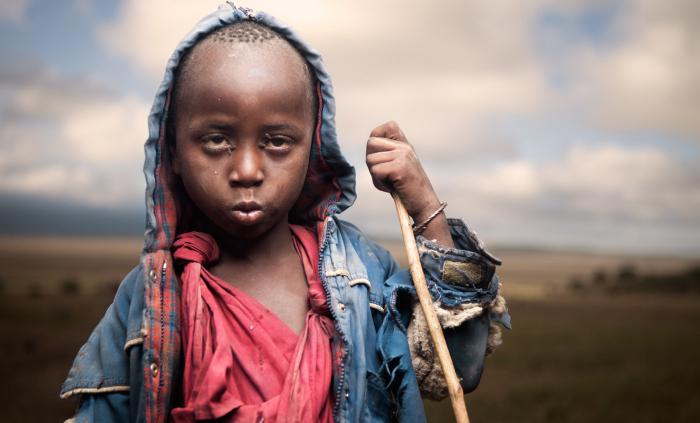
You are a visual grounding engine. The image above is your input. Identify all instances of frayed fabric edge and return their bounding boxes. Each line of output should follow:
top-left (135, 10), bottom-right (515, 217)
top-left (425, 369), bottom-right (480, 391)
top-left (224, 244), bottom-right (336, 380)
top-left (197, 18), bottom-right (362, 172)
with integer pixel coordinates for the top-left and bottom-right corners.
top-left (407, 289), bottom-right (508, 399)
top-left (486, 289), bottom-right (508, 355)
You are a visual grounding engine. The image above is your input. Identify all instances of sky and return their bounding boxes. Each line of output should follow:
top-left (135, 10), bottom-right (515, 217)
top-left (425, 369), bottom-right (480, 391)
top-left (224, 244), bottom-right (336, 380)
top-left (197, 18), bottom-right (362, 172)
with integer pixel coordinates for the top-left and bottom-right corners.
top-left (1, 0), bottom-right (698, 255)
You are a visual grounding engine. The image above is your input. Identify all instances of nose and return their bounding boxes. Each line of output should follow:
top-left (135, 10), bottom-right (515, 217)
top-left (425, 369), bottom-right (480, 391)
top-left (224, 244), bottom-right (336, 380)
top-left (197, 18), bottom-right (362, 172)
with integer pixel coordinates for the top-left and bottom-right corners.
top-left (228, 144), bottom-right (264, 187)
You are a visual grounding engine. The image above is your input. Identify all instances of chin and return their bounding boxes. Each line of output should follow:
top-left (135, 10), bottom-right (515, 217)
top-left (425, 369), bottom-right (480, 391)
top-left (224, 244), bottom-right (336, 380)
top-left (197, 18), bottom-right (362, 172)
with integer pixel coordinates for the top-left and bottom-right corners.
top-left (221, 218), bottom-right (279, 240)
top-left (206, 206), bottom-right (290, 241)
top-left (228, 226), bottom-right (268, 240)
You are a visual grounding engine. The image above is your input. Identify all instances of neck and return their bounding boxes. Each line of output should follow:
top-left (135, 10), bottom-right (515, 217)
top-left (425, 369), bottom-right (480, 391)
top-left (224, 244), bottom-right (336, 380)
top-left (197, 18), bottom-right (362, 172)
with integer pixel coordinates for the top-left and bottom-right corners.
top-left (213, 219), bottom-right (294, 264)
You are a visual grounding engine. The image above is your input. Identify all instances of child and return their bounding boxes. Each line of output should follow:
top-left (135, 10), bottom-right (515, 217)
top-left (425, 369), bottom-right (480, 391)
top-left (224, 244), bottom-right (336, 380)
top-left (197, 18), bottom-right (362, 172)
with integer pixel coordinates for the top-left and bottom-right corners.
top-left (61, 3), bottom-right (509, 422)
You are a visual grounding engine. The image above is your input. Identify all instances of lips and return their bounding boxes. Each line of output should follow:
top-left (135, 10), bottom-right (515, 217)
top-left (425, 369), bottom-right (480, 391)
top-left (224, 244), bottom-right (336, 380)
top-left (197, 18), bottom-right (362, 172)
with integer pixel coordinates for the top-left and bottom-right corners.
top-left (230, 201), bottom-right (264, 226)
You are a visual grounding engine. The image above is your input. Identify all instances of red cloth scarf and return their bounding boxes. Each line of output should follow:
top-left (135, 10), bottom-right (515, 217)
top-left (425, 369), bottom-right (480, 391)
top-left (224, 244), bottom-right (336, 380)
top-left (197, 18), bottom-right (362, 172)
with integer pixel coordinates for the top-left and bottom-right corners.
top-left (170, 225), bottom-right (335, 422)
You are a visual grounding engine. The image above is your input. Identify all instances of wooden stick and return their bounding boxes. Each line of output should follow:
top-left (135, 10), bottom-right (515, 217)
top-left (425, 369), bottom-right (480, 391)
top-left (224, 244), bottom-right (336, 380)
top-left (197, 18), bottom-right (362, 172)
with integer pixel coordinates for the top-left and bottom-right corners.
top-left (391, 193), bottom-right (470, 423)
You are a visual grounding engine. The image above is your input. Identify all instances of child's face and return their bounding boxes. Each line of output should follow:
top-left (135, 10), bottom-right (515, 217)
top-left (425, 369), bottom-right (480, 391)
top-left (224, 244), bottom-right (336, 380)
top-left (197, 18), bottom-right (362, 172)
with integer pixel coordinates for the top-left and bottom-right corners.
top-left (171, 40), bottom-right (315, 239)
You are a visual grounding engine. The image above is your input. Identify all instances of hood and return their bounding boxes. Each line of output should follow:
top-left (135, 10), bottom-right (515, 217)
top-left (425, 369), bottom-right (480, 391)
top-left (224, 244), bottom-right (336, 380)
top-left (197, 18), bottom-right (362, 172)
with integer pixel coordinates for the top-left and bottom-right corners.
top-left (142, 3), bottom-right (356, 253)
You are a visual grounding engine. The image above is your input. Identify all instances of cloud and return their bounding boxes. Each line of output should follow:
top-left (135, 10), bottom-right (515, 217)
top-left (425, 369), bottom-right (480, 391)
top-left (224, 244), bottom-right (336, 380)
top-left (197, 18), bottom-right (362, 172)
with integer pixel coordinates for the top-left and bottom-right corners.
top-left (0, 63), bottom-right (149, 207)
top-left (60, 94), bottom-right (148, 163)
top-left (2, 0), bottom-right (697, 253)
top-left (541, 146), bottom-right (698, 220)
top-left (0, 164), bottom-right (92, 197)
top-left (0, 0), bottom-right (28, 23)
top-left (98, 0), bottom-right (700, 142)
top-left (554, 0), bottom-right (700, 139)
top-left (97, 1), bottom-right (221, 81)
top-left (346, 143), bottom-right (700, 253)
top-left (97, 0), bottom-right (550, 158)
top-left (94, 0), bottom-right (700, 254)
top-left (449, 144), bottom-right (700, 224)
top-left (542, 146), bottom-right (700, 223)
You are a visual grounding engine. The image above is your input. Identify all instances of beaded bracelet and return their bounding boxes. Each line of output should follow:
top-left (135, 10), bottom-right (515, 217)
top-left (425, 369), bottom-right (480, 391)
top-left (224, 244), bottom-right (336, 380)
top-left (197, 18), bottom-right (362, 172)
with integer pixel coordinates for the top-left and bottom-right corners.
top-left (412, 201), bottom-right (447, 235)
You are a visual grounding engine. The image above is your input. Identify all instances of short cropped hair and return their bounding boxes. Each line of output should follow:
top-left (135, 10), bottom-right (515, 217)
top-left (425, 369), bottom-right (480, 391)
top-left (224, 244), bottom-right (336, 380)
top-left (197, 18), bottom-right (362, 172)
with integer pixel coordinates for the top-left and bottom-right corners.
top-left (167, 21), bottom-right (318, 146)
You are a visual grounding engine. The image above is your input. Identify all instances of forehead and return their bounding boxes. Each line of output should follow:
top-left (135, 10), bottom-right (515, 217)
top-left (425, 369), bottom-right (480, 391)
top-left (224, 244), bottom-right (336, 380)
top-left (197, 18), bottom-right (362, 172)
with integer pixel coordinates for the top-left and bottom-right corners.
top-left (177, 38), bottom-right (312, 108)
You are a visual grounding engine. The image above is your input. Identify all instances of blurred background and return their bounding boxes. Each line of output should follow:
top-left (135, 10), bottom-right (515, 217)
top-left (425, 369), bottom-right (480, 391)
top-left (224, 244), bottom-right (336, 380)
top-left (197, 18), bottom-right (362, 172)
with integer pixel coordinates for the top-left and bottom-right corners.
top-left (1, 0), bottom-right (698, 421)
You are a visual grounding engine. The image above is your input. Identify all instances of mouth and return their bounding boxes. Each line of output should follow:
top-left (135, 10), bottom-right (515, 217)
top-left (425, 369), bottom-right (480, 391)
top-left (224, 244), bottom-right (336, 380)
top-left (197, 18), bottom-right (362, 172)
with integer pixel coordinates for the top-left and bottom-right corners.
top-left (230, 201), bottom-right (264, 226)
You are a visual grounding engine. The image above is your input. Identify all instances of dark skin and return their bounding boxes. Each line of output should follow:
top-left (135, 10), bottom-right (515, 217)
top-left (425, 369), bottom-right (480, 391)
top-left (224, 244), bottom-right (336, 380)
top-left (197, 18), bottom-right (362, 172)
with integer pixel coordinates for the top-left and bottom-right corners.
top-left (366, 121), bottom-right (454, 249)
top-left (172, 40), bottom-right (452, 335)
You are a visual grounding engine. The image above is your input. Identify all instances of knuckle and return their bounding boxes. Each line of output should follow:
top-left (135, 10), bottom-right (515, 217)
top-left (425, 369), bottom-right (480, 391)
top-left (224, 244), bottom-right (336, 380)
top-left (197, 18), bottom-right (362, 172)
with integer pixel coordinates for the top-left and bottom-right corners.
top-left (365, 140), bottom-right (375, 154)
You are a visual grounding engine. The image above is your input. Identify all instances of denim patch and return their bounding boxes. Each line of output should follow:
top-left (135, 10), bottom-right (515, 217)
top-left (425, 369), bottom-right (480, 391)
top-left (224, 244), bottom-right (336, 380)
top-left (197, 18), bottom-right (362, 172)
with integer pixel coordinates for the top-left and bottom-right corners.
top-left (441, 259), bottom-right (483, 287)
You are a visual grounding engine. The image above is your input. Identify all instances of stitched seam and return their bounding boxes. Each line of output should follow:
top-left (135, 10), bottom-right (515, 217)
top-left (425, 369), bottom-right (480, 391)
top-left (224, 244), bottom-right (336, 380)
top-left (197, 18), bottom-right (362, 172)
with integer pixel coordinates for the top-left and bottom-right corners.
top-left (59, 385), bottom-right (130, 399)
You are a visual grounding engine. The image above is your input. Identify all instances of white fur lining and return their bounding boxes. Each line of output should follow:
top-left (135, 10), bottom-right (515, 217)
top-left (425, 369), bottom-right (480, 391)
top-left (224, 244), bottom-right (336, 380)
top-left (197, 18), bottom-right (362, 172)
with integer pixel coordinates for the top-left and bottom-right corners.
top-left (407, 292), bottom-right (508, 400)
top-left (486, 291), bottom-right (507, 355)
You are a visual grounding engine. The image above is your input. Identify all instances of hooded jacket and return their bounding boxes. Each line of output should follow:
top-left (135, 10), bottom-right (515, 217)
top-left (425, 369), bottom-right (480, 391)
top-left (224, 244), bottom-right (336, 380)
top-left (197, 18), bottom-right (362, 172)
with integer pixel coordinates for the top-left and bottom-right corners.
top-left (60, 3), bottom-right (509, 422)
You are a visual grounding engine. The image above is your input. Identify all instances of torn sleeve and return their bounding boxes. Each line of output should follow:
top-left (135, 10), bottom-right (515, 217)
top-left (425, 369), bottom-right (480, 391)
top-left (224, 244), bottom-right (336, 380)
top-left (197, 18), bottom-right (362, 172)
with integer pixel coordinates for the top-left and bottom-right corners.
top-left (406, 218), bottom-right (511, 399)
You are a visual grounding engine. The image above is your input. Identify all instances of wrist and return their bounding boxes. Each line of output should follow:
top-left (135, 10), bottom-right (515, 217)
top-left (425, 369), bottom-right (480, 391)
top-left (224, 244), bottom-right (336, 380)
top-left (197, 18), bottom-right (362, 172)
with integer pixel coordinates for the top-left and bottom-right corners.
top-left (409, 194), bottom-right (442, 224)
top-left (412, 200), bottom-right (447, 236)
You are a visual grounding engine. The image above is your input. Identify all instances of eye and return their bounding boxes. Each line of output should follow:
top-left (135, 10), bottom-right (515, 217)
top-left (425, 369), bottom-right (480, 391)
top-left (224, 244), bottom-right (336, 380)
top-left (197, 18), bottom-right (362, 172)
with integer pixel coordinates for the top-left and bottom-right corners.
top-left (201, 134), bottom-right (232, 153)
top-left (262, 133), bottom-right (294, 151)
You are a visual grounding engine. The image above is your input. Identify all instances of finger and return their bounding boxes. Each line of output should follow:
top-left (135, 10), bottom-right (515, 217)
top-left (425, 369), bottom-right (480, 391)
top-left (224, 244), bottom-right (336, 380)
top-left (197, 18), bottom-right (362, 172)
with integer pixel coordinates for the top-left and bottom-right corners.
top-left (366, 150), bottom-right (399, 167)
top-left (369, 120), bottom-right (407, 141)
top-left (365, 138), bottom-right (418, 168)
top-left (368, 161), bottom-right (399, 193)
top-left (366, 136), bottom-right (413, 155)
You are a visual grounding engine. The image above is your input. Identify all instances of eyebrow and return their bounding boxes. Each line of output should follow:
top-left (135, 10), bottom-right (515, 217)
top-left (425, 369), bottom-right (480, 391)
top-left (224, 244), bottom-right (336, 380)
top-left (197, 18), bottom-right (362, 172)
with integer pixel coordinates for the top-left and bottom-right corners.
top-left (202, 122), bottom-right (234, 131)
top-left (262, 123), bottom-right (300, 132)
top-left (188, 119), bottom-right (303, 134)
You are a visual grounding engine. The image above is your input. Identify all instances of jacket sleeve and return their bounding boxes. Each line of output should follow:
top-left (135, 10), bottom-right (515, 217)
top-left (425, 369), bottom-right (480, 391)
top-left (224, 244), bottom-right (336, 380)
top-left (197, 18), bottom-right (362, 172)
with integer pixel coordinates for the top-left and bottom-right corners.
top-left (381, 218), bottom-right (510, 400)
top-left (60, 264), bottom-right (145, 422)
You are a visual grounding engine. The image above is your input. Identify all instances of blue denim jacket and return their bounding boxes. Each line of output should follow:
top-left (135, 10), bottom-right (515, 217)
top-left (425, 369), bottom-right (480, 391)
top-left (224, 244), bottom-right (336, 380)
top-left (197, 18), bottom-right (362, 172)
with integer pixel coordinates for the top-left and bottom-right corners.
top-left (60, 4), bottom-right (509, 422)
top-left (61, 216), bottom-right (507, 422)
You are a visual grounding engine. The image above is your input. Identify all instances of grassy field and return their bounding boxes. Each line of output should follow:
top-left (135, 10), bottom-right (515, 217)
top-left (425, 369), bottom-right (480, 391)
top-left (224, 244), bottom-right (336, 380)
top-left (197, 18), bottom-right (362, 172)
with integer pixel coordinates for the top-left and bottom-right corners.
top-left (427, 295), bottom-right (700, 422)
top-left (0, 236), bottom-right (698, 422)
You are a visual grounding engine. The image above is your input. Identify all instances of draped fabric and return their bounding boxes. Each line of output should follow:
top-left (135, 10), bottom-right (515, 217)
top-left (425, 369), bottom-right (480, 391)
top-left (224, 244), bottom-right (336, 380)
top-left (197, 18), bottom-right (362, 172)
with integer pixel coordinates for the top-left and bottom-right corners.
top-left (170, 225), bottom-right (335, 422)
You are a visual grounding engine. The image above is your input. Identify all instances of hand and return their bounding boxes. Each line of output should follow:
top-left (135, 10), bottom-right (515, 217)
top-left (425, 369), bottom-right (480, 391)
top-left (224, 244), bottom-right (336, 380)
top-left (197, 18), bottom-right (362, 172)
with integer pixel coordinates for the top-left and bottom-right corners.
top-left (365, 121), bottom-right (442, 222)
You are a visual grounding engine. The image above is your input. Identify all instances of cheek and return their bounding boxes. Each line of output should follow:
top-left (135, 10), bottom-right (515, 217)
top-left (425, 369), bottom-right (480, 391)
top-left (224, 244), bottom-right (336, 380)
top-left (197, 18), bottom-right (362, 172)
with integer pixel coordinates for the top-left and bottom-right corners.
top-left (178, 156), bottom-right (223, 202)
top-left (268, 151), bottom-right (309, 205)
top-left (287, 148), bottom-right (312, 196)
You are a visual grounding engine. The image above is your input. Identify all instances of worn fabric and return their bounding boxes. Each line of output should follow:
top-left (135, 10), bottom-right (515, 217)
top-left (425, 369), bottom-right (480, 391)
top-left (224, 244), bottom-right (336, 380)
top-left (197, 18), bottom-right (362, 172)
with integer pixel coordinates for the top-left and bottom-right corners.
top-left (61, 218), bottom-right (507, 422)
top-left (60, 3), bottom-right (510, 423)
top-left (139, 6), bottom-right (354, 421)
top-left (170, 226), bottom-right (333, 422)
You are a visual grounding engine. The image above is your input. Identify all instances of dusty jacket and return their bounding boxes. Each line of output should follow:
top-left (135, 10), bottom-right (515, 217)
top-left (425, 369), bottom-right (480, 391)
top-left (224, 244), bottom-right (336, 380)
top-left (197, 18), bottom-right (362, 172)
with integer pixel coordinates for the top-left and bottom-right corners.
top-left (60, 3), bottom-right (510, 422)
